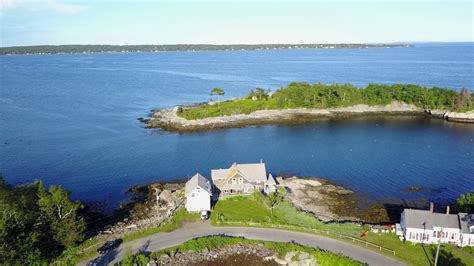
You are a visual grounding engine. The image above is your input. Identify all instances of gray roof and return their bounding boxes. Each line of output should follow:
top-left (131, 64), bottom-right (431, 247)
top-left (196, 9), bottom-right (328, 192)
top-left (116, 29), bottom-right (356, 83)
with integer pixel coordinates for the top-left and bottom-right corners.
top-left (211, 162), bottom-right (267, 183)
top-left (267, 173), bottom-right (277, 185)
top-left (185, 173), bottom-right (212, 196)
top-left (459, 213), bottom-right (474, 234)
top-left (403, 209), bottom-right (460, 230)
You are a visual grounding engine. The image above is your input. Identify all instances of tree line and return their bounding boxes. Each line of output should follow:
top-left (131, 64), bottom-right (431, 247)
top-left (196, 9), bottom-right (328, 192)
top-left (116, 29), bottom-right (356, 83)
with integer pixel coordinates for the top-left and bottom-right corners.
top-left (0, 177), bottom-right (85, 264)
top-left (180, 83), bottom-right (473, 120)
top-left (271, 82), bottom-right (473, 111)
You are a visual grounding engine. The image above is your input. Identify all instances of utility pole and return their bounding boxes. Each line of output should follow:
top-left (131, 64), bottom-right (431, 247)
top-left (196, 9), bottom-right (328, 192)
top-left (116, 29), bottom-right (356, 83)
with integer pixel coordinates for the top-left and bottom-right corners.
top-left (434, 228), bottom-right (443, 266)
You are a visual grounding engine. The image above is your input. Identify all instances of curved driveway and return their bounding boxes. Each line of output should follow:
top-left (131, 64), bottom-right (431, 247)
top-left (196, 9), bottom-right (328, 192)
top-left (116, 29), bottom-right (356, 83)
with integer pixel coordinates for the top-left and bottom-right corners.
top-left (84, 221), bottom-right (405, 266)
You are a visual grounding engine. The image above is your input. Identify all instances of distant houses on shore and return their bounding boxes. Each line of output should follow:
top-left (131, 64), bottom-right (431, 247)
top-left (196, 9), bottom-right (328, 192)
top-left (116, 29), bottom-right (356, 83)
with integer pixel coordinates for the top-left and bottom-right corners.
top-left (397, 203), bottom-right (474, 247)
top-left (184, 161), bottom-right (277, 214)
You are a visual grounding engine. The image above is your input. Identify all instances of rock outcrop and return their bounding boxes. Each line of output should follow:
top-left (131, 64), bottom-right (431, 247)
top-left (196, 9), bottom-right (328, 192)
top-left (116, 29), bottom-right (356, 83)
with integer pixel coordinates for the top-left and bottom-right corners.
top-left (443, 110), bottom-right (474, 123)
top-left (147, 243), bottom-right (318, 266)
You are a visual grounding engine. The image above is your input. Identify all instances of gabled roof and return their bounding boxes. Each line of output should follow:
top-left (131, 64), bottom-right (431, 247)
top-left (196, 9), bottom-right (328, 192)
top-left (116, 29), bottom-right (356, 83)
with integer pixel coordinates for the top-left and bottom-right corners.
top-left (459, 213), bottom-right (474, 234)
top-left (211, 162), bottom-right (267, 183)
top-left (267, 173), bottom-right (277, 185)
top-left (403, 209), bottom-right (459, 230)
top-left (185, 173), bottom-right (212, 196)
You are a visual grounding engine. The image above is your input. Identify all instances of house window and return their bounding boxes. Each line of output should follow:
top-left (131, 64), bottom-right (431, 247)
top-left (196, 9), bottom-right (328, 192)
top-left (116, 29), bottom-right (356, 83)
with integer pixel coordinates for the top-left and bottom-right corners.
top-left (232, 178), bottom-right (237, 184)
top-left (433, 231), bottom-right (436, 237)
top-left (191, 193), bottom-right (195, 197)
top-left (238, 178), bottom-right (243, 184)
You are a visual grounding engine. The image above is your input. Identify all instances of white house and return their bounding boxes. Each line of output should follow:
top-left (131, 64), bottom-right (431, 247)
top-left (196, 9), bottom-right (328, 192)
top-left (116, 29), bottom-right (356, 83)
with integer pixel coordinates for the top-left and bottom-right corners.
top-left (397, 203), bottom-right (474, 247)
top-left (211, 161), bottom-right (278, 196)
top-left (459, 213), bottom-right (474, 247)
top-left (184, 173), bottom-right (212, 213)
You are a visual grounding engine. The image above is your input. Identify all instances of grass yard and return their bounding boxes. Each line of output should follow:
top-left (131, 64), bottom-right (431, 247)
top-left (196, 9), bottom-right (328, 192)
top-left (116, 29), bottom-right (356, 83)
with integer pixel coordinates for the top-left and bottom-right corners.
top-left (212, 195), bottom-right (274, 223)
top-left (363, 233), bottom-right (474, 266)
top-left (210, 194), bottom-right (474, 266)
top-left (122, 208), bottom-right (200, 242)
top-left (211, 194), bottom-right (365, 237)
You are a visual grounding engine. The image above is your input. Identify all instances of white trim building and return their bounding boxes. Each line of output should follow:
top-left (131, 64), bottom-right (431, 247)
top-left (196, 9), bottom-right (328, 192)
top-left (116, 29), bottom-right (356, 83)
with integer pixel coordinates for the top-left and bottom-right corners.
top-left (459, 213), bottom-right (474, 247)
top-left (398, 205), bottom-right (474, 247)
top-left (184, 173), bottom-right (212, 213)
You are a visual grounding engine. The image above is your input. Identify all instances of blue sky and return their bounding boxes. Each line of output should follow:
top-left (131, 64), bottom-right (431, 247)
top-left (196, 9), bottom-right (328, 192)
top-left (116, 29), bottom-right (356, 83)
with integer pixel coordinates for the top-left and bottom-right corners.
top-left (0, 0), bottom-right (472, 47)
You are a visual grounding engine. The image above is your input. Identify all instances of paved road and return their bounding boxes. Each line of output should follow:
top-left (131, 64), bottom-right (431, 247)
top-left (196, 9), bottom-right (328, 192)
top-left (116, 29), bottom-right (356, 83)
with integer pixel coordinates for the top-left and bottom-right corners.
top-left (83, 221), bottom-right (406, 266)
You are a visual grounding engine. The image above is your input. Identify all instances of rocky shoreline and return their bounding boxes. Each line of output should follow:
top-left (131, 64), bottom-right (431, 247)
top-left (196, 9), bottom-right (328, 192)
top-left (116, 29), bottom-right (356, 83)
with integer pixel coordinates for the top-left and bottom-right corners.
top-left (145, 101), bottom-right (474, 132)
top-left (279, 176), bottom-right (390, 223)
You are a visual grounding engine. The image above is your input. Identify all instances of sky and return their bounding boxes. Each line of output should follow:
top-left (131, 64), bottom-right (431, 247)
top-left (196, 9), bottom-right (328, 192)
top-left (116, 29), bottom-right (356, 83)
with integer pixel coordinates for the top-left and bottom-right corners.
top-left (0, 0), bottom-right (473, 47)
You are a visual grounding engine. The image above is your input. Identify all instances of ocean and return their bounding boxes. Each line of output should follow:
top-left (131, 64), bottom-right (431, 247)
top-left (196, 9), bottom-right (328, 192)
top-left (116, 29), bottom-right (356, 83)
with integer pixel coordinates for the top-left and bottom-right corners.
top-left (1, 43), bottom-right (473, 209)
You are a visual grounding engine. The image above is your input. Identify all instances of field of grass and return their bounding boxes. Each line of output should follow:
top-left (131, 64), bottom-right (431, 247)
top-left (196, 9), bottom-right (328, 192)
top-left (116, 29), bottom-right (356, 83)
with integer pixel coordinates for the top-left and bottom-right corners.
top-left (362, 233), bottom-right (473, 266)
top-left (120, 235), bottom-right (363, 266)
top-left (122, 208), bottom-right (200, 242)
top-left (211, 194), bottom-right (364, 237)
top-left (211, 194), bottom-right (474, 266)
top-left (179, 98), bottom-right (275, 120)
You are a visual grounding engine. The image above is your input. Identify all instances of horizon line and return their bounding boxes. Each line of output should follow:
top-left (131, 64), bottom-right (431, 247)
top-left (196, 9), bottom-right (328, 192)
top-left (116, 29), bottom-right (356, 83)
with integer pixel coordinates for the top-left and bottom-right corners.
top-left (2, 41), bottom-right (474, 49)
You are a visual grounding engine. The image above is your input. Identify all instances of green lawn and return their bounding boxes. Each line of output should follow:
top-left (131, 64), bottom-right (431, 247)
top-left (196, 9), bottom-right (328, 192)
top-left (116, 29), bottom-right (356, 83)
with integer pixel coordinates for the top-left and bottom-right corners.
top-left (363, 233), bottom-right (473, 266)
top-left (211, 194), bottom-right (474, 266)
top-left (211, 195), bottom-right (365, 237)
top-left (122, 208), bottom-right (200, 242)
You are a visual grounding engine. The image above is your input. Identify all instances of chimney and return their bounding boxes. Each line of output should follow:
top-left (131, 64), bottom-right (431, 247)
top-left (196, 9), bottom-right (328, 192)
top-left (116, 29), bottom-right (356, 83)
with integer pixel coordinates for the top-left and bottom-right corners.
top-left (446, 205), bottom-right (450, 215)
top-left (429, 202), bottom-right (434, 213)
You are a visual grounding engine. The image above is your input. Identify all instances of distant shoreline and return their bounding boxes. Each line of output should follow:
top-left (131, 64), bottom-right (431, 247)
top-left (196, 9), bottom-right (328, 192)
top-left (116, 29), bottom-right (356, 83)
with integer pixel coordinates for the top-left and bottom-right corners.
top-left (0, 43), bottom-right (412, 56)
top-left (145, 102), bottom-right (474, 132)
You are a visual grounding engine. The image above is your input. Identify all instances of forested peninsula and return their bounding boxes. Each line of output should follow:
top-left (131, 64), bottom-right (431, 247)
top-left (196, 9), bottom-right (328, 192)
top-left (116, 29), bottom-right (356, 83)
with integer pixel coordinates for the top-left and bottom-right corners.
top-left (0, 43), bottom-right (410, 55)
top-left (146, 83), bottom-right (474, 131)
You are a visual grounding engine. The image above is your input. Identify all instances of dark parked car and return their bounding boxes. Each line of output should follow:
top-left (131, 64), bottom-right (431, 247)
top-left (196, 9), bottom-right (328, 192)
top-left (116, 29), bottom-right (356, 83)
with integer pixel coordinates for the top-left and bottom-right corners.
top-left (97, 239), bottom-right (122, 254)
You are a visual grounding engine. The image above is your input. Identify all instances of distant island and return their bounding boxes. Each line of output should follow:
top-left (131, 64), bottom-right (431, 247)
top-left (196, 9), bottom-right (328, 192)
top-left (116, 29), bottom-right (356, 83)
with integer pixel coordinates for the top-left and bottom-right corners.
top-left (0, 43), bottom-right (411, 55)
top-left (146, 83), bottom-right (474, 131)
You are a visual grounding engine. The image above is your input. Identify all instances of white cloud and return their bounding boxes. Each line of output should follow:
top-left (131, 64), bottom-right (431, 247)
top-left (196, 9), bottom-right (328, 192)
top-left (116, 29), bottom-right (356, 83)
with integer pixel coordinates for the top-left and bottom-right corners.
top-left (0, 0), bottom-right (88, 14)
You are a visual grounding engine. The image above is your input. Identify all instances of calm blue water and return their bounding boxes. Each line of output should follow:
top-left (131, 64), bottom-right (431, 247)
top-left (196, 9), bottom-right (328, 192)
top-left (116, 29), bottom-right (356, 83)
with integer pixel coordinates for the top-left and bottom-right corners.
top-left (1, 43), bottom-right (473, 209)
